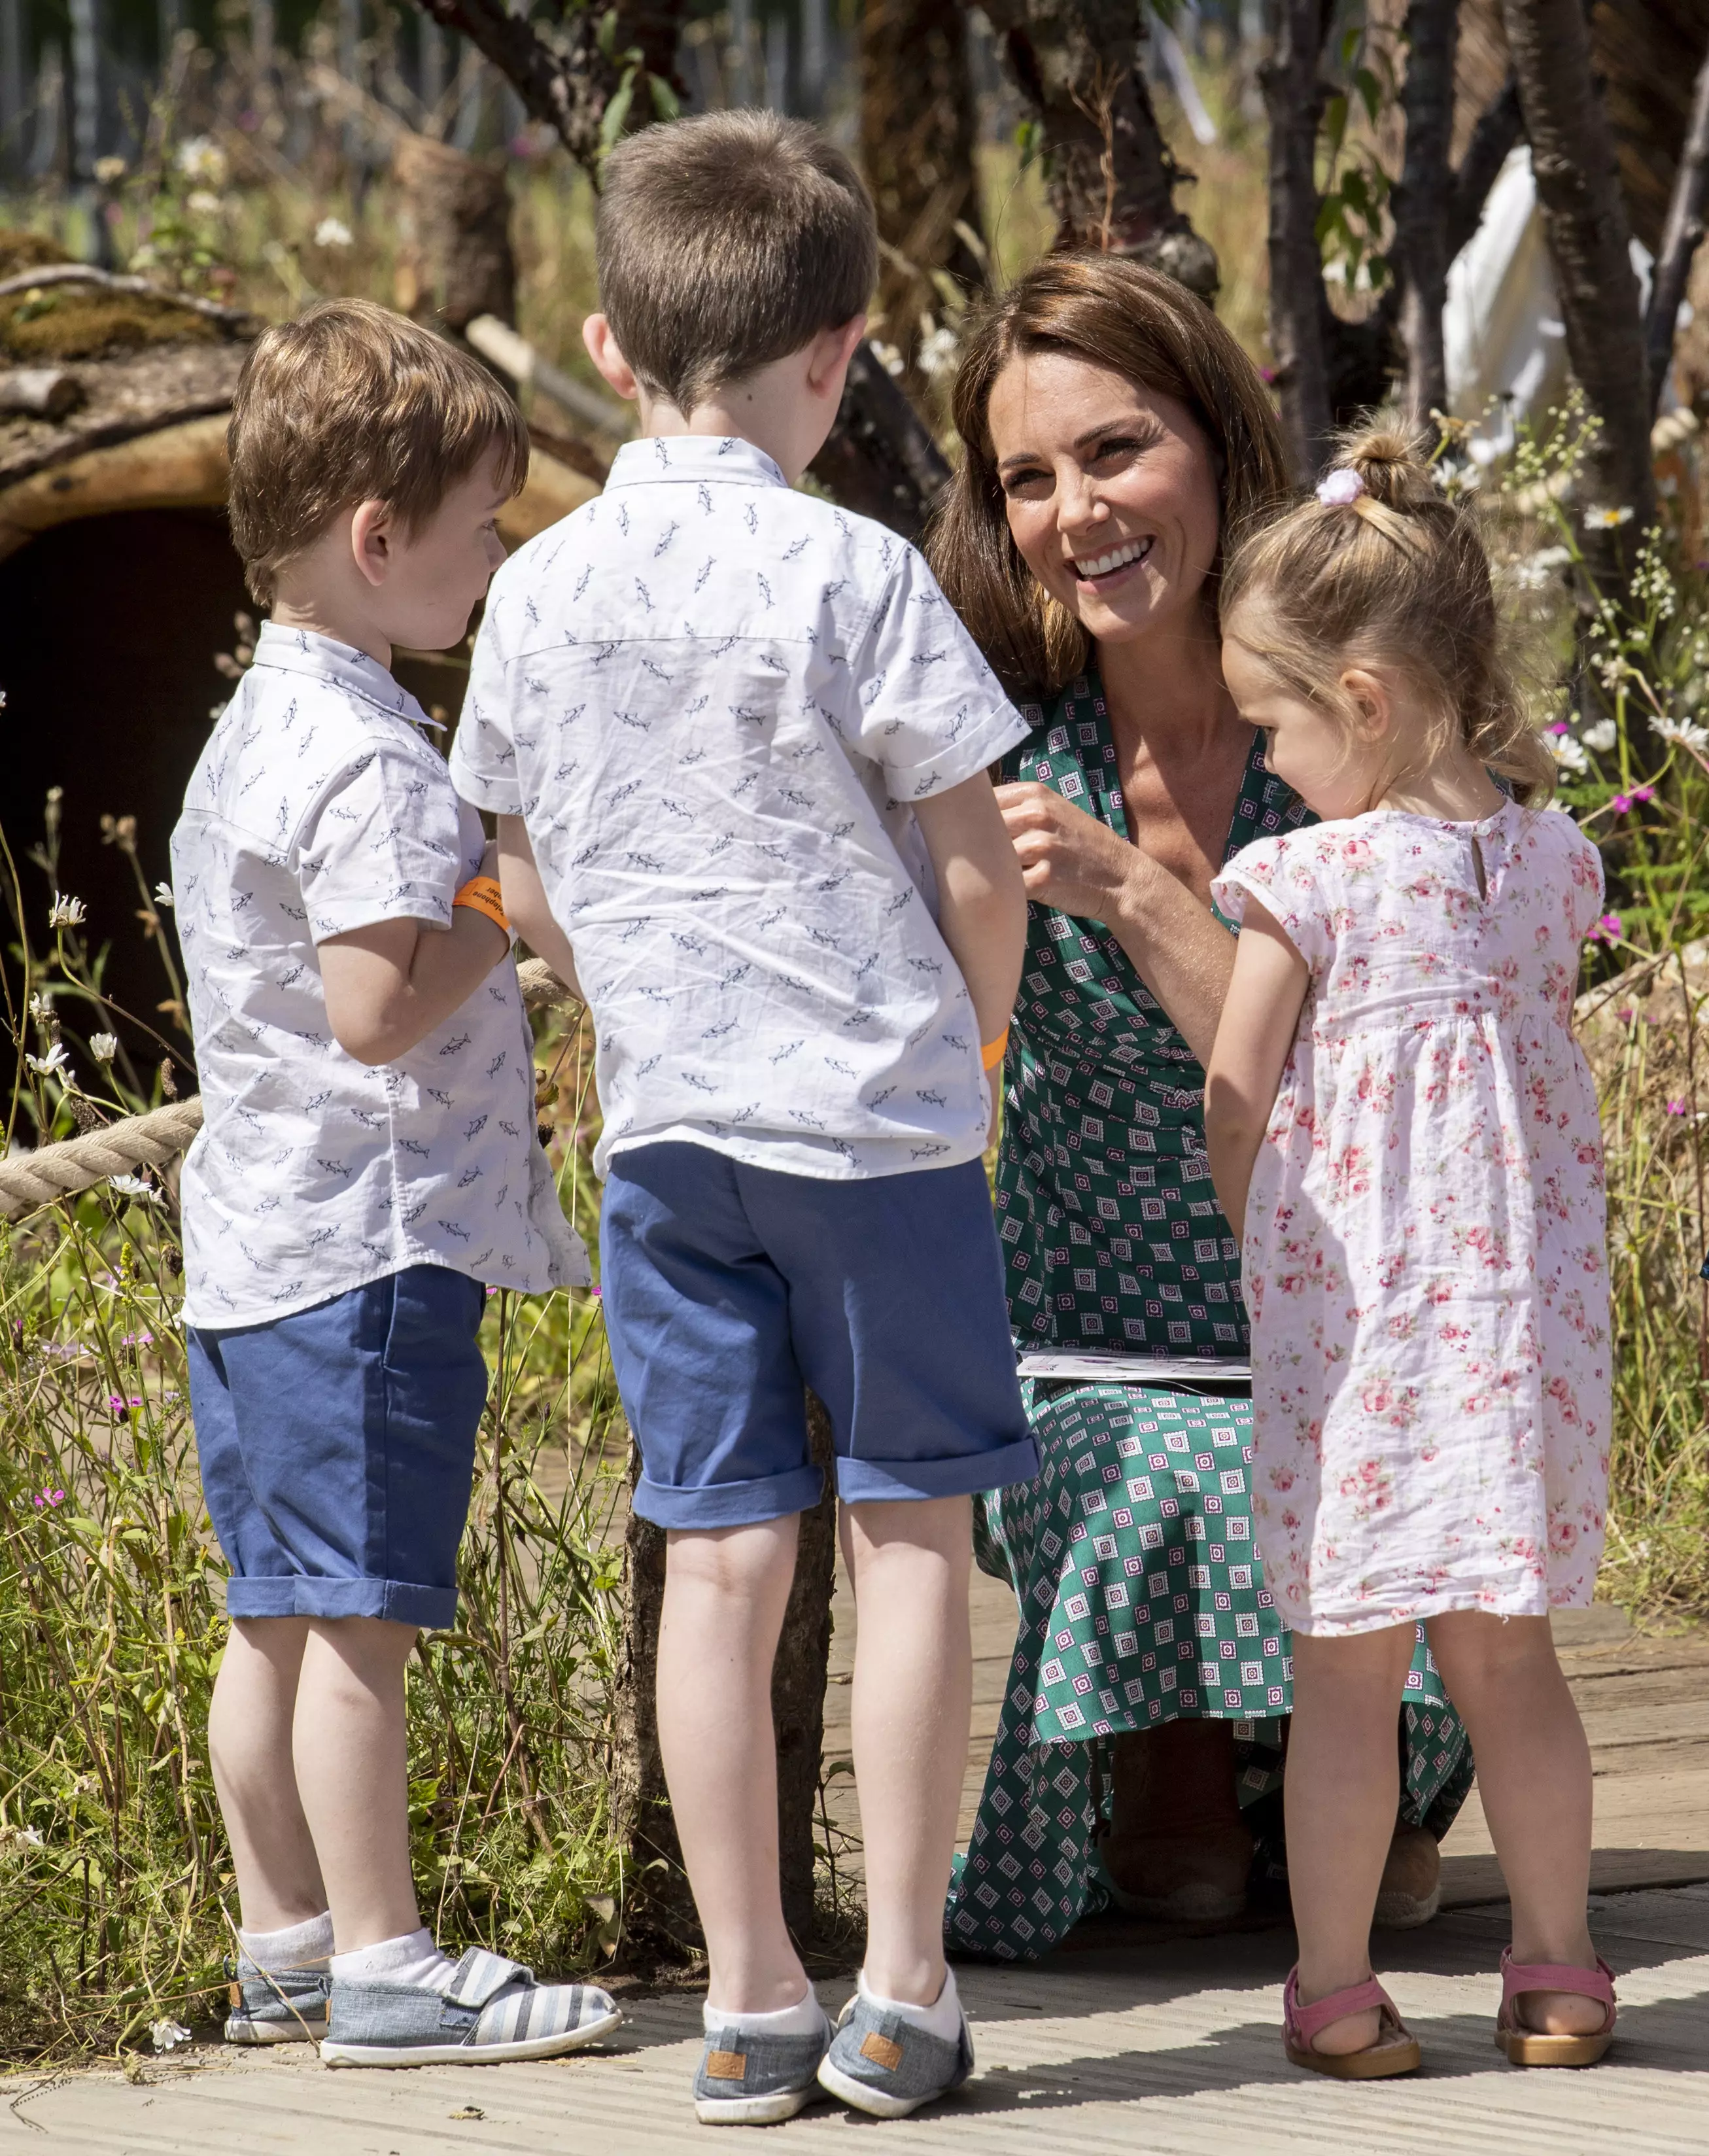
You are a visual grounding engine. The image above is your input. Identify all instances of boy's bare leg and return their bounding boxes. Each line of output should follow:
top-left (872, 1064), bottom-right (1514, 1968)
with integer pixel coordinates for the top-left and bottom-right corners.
top-left (208, 1616), bottom-right (328, 1931)
top-left (1424, 1611), bottom-right (1603, 2036)
top-left (843, 1494), bottom-right (973, 2005)
top-left (657, 1516), bottom-right (809, 2012)
top-left (290, 1616), bottom-right (423, 1952)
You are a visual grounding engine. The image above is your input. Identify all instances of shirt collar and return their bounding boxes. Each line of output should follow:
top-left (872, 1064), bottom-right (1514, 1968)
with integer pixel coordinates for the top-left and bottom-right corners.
top-left (250, 621), bottom-right (443, 730)
top-left (602, 434), bottom-right (789, 493)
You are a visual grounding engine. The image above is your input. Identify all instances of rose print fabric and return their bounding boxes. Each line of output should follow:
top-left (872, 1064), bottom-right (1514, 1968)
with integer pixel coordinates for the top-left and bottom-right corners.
top-left (1213, 799), bottom-right (1612, 1635)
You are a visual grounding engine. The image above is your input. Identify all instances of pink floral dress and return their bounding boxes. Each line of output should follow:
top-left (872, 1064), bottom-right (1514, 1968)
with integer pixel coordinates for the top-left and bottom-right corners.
top-left (1211, 801), bottom-right (1611, 1635)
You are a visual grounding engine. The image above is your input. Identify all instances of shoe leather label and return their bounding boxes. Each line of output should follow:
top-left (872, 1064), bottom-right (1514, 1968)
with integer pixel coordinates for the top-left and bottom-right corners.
top-left (705, 2049), bottom-right (748, 2081)
top-left (860, 2032), bottom-right (903, 2071)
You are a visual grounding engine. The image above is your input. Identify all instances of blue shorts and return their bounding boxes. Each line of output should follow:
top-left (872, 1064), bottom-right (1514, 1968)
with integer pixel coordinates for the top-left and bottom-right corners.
top-left (187, 1264), bottom-right (489, 1629)
top-left (600, 1143), bottom-right (1038, 1529)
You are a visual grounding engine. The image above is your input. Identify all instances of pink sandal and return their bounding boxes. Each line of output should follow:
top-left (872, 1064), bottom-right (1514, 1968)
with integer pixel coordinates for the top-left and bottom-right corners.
top-left (1494, 1947), bottom-right (1616, 2066)
top-left (1283, 1966), bottom-right (1422, 2079)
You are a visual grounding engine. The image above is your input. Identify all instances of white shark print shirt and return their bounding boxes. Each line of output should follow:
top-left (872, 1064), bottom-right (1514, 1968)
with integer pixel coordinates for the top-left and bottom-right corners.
top-left (451, 436), bottom-right (1031, 1181)
top-left (171, 623), bottom-right (589, 1329)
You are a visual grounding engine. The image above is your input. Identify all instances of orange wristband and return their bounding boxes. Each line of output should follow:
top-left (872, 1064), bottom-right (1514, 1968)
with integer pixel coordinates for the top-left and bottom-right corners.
top-left (453, 875), bottom-right (509, 933)
top-left (981, 1028), bottom-right (1009, 1072)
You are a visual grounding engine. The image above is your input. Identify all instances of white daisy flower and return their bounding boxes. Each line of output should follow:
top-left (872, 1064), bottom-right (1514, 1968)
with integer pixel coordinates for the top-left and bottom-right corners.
top-left (90, 1033), bottom-right (118, 1063)
top-left (47, 892), bottom-right (86, 928)
top-left (313, 216), bottom-right (354, 250)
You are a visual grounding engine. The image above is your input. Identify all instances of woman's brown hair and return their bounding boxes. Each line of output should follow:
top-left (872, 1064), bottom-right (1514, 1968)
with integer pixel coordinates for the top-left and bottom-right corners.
top-left (1220, 423), bottom-right (1556, 805)
top-left (929, 252), bottom-right (1290, 696)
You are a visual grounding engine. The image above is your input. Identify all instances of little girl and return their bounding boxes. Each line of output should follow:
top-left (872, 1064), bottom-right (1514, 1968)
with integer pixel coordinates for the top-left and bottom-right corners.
top-left (1204, 428), bottom-right (1615, 2079)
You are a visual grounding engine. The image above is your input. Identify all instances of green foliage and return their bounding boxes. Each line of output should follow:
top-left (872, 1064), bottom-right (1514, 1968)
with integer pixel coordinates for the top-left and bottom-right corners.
top-left (1479, 401), bottom-right (1709, 1617)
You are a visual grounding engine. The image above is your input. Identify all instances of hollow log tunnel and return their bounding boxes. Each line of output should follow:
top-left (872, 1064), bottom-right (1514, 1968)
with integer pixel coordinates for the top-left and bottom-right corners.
top-left (0, 406), bottom-right (600, 1103)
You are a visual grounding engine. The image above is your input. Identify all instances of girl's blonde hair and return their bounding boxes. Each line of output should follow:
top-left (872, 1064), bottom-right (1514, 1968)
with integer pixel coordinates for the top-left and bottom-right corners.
top-left (1220, 423), bottom-right (1555, 804)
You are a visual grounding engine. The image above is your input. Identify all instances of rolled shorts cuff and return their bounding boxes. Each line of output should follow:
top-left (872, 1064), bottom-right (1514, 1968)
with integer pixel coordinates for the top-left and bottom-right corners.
top-left (632, 1462), bottom-right (826, 1529)
top-left (223, 1574), bottom-right (460, 1629)
top-left (835, 1434), bottom-right (1041, 1508)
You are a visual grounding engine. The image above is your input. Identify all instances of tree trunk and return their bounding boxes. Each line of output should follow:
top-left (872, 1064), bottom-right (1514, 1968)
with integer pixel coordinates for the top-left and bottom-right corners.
top-left (1392, 0), bottom-right (1458, 428)
top-left (612, 1400), bottom-right (838, 1954)
top-left (1500, 0), bottom-right (1657, 552)
top-left (1262, 0), bottom-right (1335, 481)
top-left (808, 341), bottom-right (951, 543)
top-left (860, 0), bottom-right (984, 387)
top-left (980, 0), bottom-right (1218, 297)
top-left (390, 131), bottom-right (515, 332)
top-left (404, 0), bottom-right (945, 540)
top-left (1645, 39), bottom-right (1709, 417)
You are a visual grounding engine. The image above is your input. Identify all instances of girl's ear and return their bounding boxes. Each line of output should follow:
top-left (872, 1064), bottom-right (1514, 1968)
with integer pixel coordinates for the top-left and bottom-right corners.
top-left (1339, 665), bottom-right (1392, 742)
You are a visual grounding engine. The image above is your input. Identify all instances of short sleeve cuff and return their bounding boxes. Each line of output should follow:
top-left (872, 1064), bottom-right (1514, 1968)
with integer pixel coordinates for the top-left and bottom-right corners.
top-left (1210, 863), bottom-right (1313, 960)
top-left (884, 699), bottom-right (1034, 801)
top-left (308, 888), bottom-right (454, 942)
top-left (448, 752), bottom-right (525, 818)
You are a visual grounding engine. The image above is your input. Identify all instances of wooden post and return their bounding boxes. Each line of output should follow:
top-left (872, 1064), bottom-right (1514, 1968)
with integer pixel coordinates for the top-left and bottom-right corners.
top-left (390, 129), bottom-right (516, 331)
top-left (0, 0), bottom-right (24, 178)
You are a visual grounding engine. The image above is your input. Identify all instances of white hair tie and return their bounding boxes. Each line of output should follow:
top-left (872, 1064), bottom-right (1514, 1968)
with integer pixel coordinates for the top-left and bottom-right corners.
top-left (1316, 468), bottom-right (1366, 507)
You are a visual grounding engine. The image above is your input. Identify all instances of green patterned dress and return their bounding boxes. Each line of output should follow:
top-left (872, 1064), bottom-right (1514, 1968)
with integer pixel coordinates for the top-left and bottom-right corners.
top-left (945, 670), bottom-right (1472, 1960)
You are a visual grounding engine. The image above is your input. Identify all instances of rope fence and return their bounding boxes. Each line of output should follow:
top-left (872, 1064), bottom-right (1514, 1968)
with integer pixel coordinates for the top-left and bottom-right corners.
top-left (0, 960), bottom-right (575, 1226)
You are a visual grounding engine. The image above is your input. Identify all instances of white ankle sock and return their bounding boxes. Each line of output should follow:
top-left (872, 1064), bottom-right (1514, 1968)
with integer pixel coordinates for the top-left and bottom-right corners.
top-left (330, 1927), bottom-right (461, 1993)
top-left (702, 1986), bottom-right (823, 2037)
top-left (237, 1911), bottom-right (334, 1968)
top-left (857, 1964), bottom-right (962, 2042)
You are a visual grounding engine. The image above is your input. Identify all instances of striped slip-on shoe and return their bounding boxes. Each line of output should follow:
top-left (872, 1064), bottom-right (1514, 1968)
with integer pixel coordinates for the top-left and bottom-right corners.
top-left (320, 1947), bottom-right (621, 2068)
top-left (223, 1955), bottom-right (332, 2045)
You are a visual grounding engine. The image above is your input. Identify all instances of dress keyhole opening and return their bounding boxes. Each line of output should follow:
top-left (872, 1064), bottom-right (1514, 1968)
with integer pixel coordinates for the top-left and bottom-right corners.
top-left (1470, 833), bottom-right (1489, 902)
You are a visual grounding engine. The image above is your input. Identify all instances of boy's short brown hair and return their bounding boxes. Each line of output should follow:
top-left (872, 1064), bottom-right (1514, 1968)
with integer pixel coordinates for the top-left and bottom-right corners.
top-left (227, 298), bottom-right (528, 606)
top-left (596, 112), bottom-right (876, 415)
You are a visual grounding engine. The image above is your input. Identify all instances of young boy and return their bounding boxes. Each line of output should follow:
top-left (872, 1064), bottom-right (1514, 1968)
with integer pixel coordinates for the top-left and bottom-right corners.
top-left (172, 299), bottom-right (615, 2067)
top-left (452, 114), bottom-right (1039, 2123)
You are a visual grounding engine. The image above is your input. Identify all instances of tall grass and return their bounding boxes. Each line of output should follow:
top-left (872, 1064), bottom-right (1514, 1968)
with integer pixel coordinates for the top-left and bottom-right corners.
top-left (0, 810), bottom-right (632, 2059)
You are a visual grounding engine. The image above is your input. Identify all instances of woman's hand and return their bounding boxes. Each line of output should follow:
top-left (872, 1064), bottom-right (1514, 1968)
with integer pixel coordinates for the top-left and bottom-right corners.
top-left (995, 780), bottom-right (1137, 924)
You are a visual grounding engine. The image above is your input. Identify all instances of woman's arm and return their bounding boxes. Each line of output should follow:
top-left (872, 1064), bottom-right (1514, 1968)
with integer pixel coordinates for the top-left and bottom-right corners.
top-left (1202, 896), bottom-right (1309, 1240)
top-left (996, 781), bottom-right (1237, 1068)
top-left (496, 814), bottom-right (583, 1001)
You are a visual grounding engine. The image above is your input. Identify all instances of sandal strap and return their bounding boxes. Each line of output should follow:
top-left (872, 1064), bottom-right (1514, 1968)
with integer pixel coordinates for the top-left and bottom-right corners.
top-left (1498, 1949), bottom-right (1616, 2030)
top-left (1284, 1966), bottom-right (1402, 2047)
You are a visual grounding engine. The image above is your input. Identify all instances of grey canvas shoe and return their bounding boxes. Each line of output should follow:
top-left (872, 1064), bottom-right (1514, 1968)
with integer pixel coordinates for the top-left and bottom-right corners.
top-left (693, 2007), bottom-right (831, 2126)
top-left (223, 1955), bottom-right (331, 2045)
top-left (816, 1989), bottom-right (975, 2119)
top-left (320, 1947), bottom-right (621, 2068)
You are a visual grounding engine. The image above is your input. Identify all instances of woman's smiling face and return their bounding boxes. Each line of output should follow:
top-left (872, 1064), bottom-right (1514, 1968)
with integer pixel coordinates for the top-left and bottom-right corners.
top-left (987, 349), bottom-right (1223, 649)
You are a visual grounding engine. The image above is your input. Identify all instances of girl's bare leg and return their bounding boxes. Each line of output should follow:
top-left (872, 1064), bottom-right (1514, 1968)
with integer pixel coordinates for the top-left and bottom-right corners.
top-left (1425, 1610), bottom-right (1602, 2036)
top-left (1283, 1624), bottom-right (1417, 2053)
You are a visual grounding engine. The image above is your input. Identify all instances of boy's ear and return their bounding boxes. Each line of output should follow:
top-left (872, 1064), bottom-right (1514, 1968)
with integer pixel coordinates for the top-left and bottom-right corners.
top-left (583, 314), bottom-right (639, 401)
top-left (808, 314), bottom-right (868, 394)
top-left (349, 499), bottom-right (392, 589)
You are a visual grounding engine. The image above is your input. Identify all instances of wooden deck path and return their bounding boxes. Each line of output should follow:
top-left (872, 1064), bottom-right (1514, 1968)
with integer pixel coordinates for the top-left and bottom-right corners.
top-left (8, 1582), bottom-right (1709, 2152)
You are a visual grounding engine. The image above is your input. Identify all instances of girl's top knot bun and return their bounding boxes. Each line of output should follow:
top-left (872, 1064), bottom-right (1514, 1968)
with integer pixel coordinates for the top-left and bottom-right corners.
top-left (1339, 423), bottom-right (1439, 512)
